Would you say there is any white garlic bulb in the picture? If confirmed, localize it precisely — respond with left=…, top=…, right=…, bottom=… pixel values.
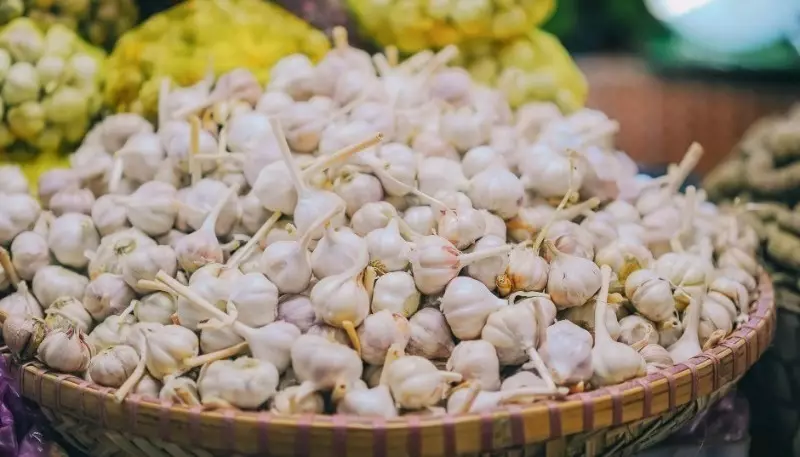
left=143, top=324, right=199, bottom=380
left=365, top=219, right=411, bottom=271
left=198, top=357, right=279, bottom=409
left=88, top=345, right=140, bottom=388
left=370, top=271, right=420, bottom=317
left=440, top=276, right=506, bottom=340
left=32, top=265, right=88, bottom=308
left=447, top=340, right=501, bottom=391
left=86, top=315, right=136, bottom=353
left=48, top=213, right=99, bottom=269
left=539, top=320, right=593, bottom=385
left=83, top=273, right=135, bottom=320
left=37, top=328, right=93, bottom=374
left=357, top=310, right=411, bottom=365
left=336, top=385, right=398, bottom=418
left=271, top=385, right=324, bottom=414
left=277, top=294, right=316, bottom=333
left=121, top=245, right=178, bottom=293
left=624, top=269, right=676, bottom=323
left=544, top=240, right=601, bottom=309
left=383, top=355, right=462, bottom=409
left=465, top=235, right=509, bottom=291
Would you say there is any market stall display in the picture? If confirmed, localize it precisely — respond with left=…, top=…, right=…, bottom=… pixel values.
left=704, top=105, right=800, bottom=456
left=0, top=18, right=105, bottom=185
left=0, top=37, right=773, bottom=456
left=103, top=0, right=330, bottom=120
left=0, top=0, right=137, bottom=51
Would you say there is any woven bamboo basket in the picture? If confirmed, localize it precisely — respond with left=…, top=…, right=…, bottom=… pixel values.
left=1, top=273, right=775, bottom=457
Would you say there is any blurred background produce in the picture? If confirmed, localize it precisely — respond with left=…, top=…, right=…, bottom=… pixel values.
left=704, top=105, right=800, bottom=457
left=0, top=0, right=138, bottom=50
left=0, top=18, right=104, bottom=183
left=103, top=0, right=330, bottom=119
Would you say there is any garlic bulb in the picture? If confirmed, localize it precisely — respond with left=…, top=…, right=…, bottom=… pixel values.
left=336, top=385, right=398, bottom=418
left=481, top=299, right=553, bottom=389
left=48, top=213, right=99, bottom=269
left=467, top=167, right=524, bottom=219
left=49, top=188, right=95, bottom=216
left=624, top=269, right=676, bottom=323
left=365, top=219, right=410, bottom=271
left=466, top=235, right=509, bottom=291
left=441, top=276, right=506, bottom=340
left=121, top=245, right=178, bottom=293
left=311, top=226, right=368, bottom=278
left=407, top=308, right=455, bottom=360
left=119, top=181, right=179, bottom=237
left=0, top=193, right=40, bottom=244
left=640, top=344, right=673, bottom=372
left=88, top=228, right=156, bottom=279
left=88, top=345, right=140, bottom=388
left=447, top=340, right=501, bottom=391
left=160, top=377, right=201, bottom=406
left=357, top=310, right=411, bottom=365
left=44, top=296, right=93, bottom=333
left=37, top=328, right=93, bottom=374
left=174, top=183, right=239, bottom=274
left=277, top=294, right=316, bottom=333
left=271, top=385, right=325, bottom=414
left=591, top=265, right=646, bottom=387
left=83, top=273, right=135, bottom=320
left=261, top=205, right=341, bottom=294
left=417, top=157, right=469, bottom=197
left=437, top=199, right=486, bottom=250
left=143, top=324, right=199, bottom=380
left=655, top=252, right=712, bottom=300
left=333, top=167, right=384, bottom=216
left=561, top=298, right=622, bottom=341
left=409, top=235, right=512, bottom=295
left=229, top=273, right=279, bottom=328
left=86, top=315, right=136, bottom=353
left=92, top=195, right=130, bottom=236
left=403, top=206, right=436, bottom=236
left=198, top=357, right=279, bottom=409
left=594, top=240, right=654, bottom=276
left=462, top=146, right=506, bottom=179
left=544, top=240, right=601, bottom=309
left=133, top=292, right=175, bottom=325
left=618, top=315, right=659, bottom=346
left=1, top=313, right=47, bottom=361
left=539, top=320, right=593, bottom=385
left=383, top=354, right=462, bottom=409
left=351, top=201, right=397, bottom=236
left=310, top=239, right=370, bottom=353
left=370, top=271, right=420, bottom=317
left=290, top=334, right=363, bottom=402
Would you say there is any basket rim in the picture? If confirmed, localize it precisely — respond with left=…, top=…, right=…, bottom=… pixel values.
left=3, top=272, right=776, bottom=456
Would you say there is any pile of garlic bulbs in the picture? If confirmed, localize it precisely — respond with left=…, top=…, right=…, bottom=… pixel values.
left=0, top=35, right=761, bottom=417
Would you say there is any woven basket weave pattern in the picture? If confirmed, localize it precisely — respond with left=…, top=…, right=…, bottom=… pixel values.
left=2, top=274, right=775, bottom=457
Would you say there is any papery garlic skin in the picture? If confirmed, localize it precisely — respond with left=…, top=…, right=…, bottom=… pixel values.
left=371, top=271, right=420, bottom=317
left=447, top=340, right=501, bottom=391
left=37, top=328, right=93, bottom=374
left=88, top=345, right=139, bottom=388
left=198, top=357, right=279, bottom=410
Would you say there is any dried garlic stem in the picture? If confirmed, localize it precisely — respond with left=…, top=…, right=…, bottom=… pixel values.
left=0, top=247, right=21, bottom=288
left=702, top=329, right=727, bottom=352
left=136, top=279, right=177, bottom=296
left=182, top=341, right=249, bottom=369
left=378, top=343, right=404, bottom=386
left=189, top=116, right=202, bottom=185
left=225, top=212, right=282, bottom=268
left=531, top=189, right=577, bottom=253
left=663, top=143, right=703, bottom=197
left=302, top=132, right=384, bottom=178
left=113, top=341, right=148, bottom=403
left=454, top=382, right=481, bottom=414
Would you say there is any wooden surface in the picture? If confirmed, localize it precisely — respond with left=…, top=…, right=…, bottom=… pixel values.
left=578, top=55, right=800, bottom=174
